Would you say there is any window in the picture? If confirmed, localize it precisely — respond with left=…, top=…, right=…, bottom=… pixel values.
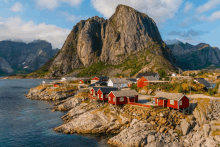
left=120, top=97, right=124, bottom=102
left=105, top=94, right=108, bottom=98
left=179, top=100, right=182, bottom=105
left=157, top=99, right=159, bottom=103
left=90, top=91, right=92, bottom=94
left=109, top=97, right=111, bottom=101
left=113, top=98, right=116, bottom=102
left=170, top=100, right=174, bottom=105
left=101, top=94, right=103, bottom=98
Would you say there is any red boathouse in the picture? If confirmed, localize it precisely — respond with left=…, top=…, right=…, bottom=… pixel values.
left=137, top=76, right=157, bottom=88
left=108, top=90, right=138, bottom=105
left=155, top=92, right=190, bottom=113
left=97, top=87, right=118, bottom=101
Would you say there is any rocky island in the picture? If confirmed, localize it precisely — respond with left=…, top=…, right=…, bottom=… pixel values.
left=25, top=83, right=220, bottom=147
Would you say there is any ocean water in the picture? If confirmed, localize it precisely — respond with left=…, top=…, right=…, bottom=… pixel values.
left=0, top=79, right=111, bottom=147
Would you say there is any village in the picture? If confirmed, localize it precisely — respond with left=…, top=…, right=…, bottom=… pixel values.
left=46, top=70, right=220, bottom=115
left=25, top=70, right=220, bottom=147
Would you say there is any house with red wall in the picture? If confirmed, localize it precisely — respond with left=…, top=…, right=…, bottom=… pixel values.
left=97, top=87, right=118, bottom=101
left=108, top=90, right=138, bottom=105
left=155, top=92, right=190, bottom=113
left=137, top=76, right=157, bottom=88
left=90, top=87, right=103, bottom=97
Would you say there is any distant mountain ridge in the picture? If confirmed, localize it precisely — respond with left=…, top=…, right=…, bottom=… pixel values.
left=31, top=4, right=178, bottom=78
left=0, top=40, right=59, bottom=75
left=167, top=41, right=220, bottom=70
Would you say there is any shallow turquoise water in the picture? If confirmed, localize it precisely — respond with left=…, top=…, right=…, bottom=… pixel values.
left=0, top=79, right=110, bottom=147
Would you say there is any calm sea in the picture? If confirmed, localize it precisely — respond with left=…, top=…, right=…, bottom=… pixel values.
left=0, top=79, right=111, bottom=147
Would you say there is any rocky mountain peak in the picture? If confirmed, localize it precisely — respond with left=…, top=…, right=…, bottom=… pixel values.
left=34, top=4, right=177, bottom=78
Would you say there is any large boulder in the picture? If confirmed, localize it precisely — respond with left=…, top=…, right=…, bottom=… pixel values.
left=180, top=119, right=191, bottom=135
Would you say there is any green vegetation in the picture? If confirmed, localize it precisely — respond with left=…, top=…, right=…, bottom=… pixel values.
left=77, top=62, right=112, bottom=77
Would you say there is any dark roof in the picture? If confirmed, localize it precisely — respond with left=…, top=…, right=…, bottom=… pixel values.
left=98, top=76, right=109, bottom=80
left=155, top=92, right=188, bottom=101
left=136, top=73, right=158, bottom=78
left=88, top=81, right=107, bottom=87
left=127, top=78, right=137, bottom=82
left=91, top=87, right=104, bottom=92
left=195, top=78, right=212, bottom=87
left=99, top=87, right=118, bottom=94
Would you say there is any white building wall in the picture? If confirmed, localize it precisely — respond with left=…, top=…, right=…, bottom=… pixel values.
left=107, top=80, right=114, bottom=87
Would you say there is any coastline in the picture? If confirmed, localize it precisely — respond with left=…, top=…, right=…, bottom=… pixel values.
left=25, top=84, right=220, bottom=147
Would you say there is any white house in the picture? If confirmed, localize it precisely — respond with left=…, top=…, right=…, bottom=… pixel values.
left=107, top=78, right=130, bottom=89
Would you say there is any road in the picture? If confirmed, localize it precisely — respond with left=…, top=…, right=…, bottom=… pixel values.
left=186, top=94, right=220, bottom=100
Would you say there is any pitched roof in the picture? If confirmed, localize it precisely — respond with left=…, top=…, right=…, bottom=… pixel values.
left=127, top=78, right=137, bottom=82
left=111, top=90, right=138, bottom=97
left=195, top=78, right=211, bottom=87
left=155, top=92, right=185, bottom=101
left=99, top=87, right=118, bottom=94
left=92, top=87, right=105, bottom=92
left=109, top=78, right=130, bottom=84
left=143, top=76, right=158, bottom=81
left=136, top=73, right=158, bottom=78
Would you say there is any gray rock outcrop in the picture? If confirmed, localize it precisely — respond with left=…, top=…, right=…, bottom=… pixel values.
left=37, top=4, right=177, bottom=78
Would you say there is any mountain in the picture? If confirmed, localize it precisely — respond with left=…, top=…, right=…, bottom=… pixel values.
left=30, top=4, right=177, bottom=78
left=168, top=41, right=220, bottom=70
left=0, top=40, right=59, bottom=75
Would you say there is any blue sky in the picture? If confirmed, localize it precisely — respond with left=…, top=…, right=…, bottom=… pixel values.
left=0, top=0, right=220, bottom=49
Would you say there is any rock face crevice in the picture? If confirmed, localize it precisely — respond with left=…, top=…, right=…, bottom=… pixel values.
left=41, top=4, right=177, bottom=77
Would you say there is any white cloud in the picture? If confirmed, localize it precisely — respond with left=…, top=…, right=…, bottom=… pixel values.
left=209, top=11, right=220, bottom=21
left=61, top=0, right=84, bottom=6
left=184, top=2, right=193, bottom=13
left=36, top=0, right=84, bottom=10
left=10, top=2, right=23, bottom=12
left=61, top=12, right=81, bottom=22
left=0, top=16, right=70, bottom=48
left=91, top=0, right=182, bottom=24
left=196, top=0, right=220, bottom=13
left=196, top=11, right=220, bottom=22
left=36, top=0, right=59, bottom=10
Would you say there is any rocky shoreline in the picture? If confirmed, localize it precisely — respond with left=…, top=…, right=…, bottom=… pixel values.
left=25, top=85, right=220, bottom=147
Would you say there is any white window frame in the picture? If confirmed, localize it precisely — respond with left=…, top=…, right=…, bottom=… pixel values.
left=90, top=90, right=92, bottom=94
left=157, top=99, right=159, bottom=103
left=101, top=94, right=103, bottom=98
left=113, top=98, right=116, bottom=102
left=108, top=97, right=111, bottom=101
left=179, top=100, right=182, bottom=105
left=170, top=100, right=174, bottom=105
left=119, top=97, right=124, bottom=102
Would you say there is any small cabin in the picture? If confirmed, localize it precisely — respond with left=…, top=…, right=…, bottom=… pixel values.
left=155, top=92, right=190, bottom=113
left=136, top=72, right=160, bottom=80
left=108, top=90, right=138, bottom=105
left=97, top=87, right=118, bottom=101
left=107, top=78, right=130, bottom=89
left=90, top=87, right=103, bottom=96
left=137, top=76, right=157, bottom=88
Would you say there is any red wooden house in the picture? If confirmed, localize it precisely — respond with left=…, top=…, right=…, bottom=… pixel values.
left=79, top=80, right=84, bottom=84
left=137, top=76, right=157, bottom=88
left=155, top=92, right=190, bottom=113
left=108, top=90, right=138, bottom=105
left=90, top=87, right=102, bottom=97
left=97, top=87, right=118, bottom=101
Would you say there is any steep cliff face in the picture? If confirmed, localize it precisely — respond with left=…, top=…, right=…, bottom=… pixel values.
left=168, top=41, right=220, bottom=70
left=0, top=40, right=58, bottom=75
left=36, top=4, right=177, bottom=78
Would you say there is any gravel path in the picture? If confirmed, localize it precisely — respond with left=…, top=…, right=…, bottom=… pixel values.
left=186, top=94, right=220, bottom=100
